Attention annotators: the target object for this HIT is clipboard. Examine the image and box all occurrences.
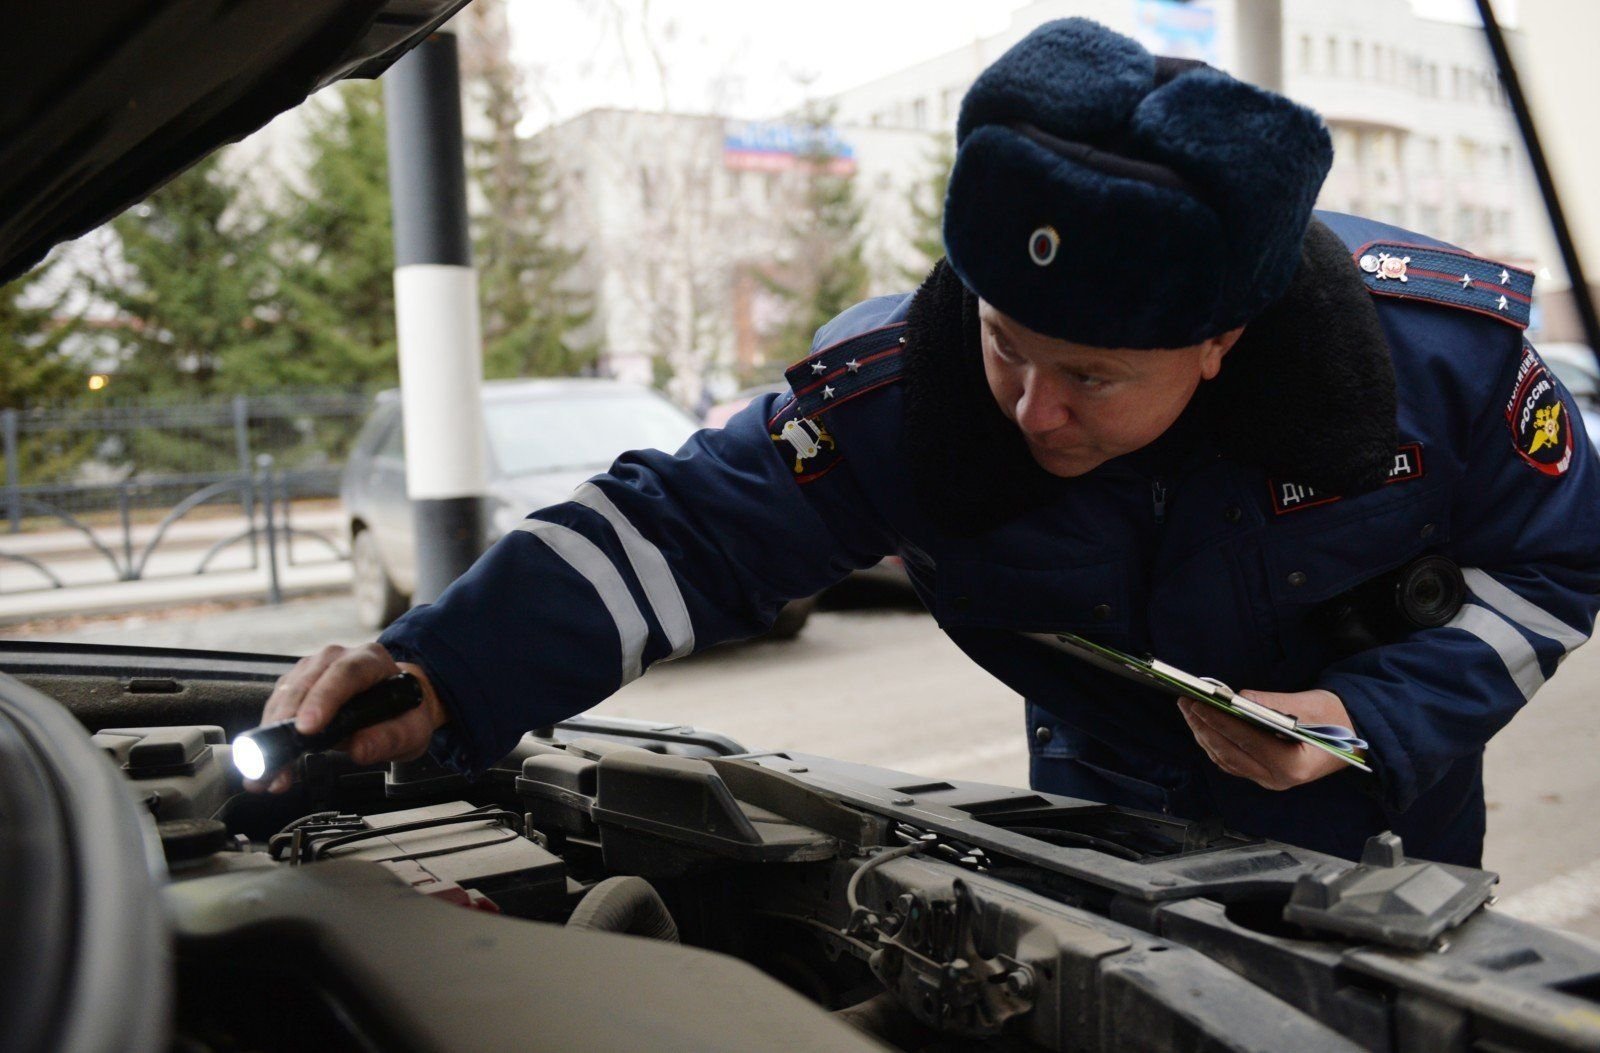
[1019,631,1372,773]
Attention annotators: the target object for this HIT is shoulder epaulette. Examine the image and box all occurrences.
[1352,240,1534,329]
[784,322,908,419]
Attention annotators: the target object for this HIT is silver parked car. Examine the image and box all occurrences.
[1538,342,1600,442]
[341,377,816,636]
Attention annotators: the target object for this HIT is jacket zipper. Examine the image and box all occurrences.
[1152,477,1168,525]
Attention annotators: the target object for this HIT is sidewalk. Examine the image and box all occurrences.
[0,541,351,625]
[0,504,343,558]
[0,504,350,624]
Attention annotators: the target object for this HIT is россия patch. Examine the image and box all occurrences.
[1505,344,1573,477]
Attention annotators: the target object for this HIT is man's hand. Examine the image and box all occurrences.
[1177,688,1352,791]
[243,642,450,794]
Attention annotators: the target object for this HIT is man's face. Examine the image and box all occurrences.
[978,299,1238,478]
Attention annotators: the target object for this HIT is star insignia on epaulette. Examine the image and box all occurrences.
[845,359,861,373]
[811,361,827,375]
[1356,240,1533,330]
[822,385,836,399]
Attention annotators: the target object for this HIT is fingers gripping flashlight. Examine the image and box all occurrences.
[233,673,424,782]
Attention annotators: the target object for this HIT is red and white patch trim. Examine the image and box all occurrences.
[1269,443,1426,515]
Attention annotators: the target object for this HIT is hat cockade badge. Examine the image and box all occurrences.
[1028,225,1060,267]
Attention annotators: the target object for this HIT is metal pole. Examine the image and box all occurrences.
[118,484,135,580]
[1233,0,1284,92]
[1474,0,1600,368]
[282,472,296,567]
[233,394,259,566]
[3,409,19,533]
[384,30,487,606]
[257,454,282,605]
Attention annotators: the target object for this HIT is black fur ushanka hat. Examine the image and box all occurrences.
[943,18,1334,349]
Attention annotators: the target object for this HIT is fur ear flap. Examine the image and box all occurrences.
[1131,68,1333,332]
[942,126,1226,350]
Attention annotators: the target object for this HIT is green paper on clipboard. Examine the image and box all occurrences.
[1020,631,1373,773]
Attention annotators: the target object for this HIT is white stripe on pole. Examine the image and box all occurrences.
[394,263,487,501]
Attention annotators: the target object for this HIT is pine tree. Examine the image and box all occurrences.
[0,259,93,483]
[262,80,399,393]
[91,153,271,399]
[759,102,871,379]
[0,263,81,409]
[80,153,279,474]
[902,134,956,284]
[470,36,597,379]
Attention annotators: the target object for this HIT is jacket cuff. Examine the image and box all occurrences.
[378,626,492,776]
[1314,671,1410,812]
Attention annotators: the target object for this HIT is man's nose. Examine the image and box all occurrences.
[1014,371,1072,434]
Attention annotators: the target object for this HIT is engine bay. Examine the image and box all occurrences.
[9,647,1600,1052]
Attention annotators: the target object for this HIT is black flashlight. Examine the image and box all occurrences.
[232,672,424,782]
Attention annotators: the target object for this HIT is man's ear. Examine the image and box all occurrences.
[1199,325,1246,381]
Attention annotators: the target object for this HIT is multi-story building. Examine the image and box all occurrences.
[538,0,1569,401]
[832,0,1557,319]
[537,108,933,404]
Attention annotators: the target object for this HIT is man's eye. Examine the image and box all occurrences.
[992,340,1021,363]
[1069,373,1109,389]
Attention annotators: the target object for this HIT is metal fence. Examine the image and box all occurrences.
[3,391,373,526]
[0,391,373,599]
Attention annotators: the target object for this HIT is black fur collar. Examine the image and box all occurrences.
[902,219,1398,536]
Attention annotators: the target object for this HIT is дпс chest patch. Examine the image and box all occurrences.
[1270,443,1425,514]
[1506,343,1573,477]
[768,395,842,483]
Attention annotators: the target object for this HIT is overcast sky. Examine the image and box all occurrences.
[507,0,1513,132]
[508,1,1028,129]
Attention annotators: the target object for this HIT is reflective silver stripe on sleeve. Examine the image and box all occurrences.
[514,519,647,684]
[1447,603,1545,700]
[571,482,696,660]
[1462,568,1590,653]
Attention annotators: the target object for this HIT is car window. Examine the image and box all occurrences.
[1540,345,1598,402]
[485,392,698,476]
[349,403,397,458]
[376,411,406,460]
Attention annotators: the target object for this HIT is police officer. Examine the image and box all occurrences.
[251,19,1600,867]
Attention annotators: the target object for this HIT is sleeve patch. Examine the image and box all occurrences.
[1352,240,1534,330]
[768,395,843,483]
[1505,344,1574,477]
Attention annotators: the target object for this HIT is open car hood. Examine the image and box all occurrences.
[0,0,472,286]
[6,638,1600,1052]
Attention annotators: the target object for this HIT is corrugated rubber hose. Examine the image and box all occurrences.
[565,876,680,942]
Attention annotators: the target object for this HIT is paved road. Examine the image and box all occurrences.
[8,591,1598,941]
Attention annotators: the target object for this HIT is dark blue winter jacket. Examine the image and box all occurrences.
[382,213,1600,867]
